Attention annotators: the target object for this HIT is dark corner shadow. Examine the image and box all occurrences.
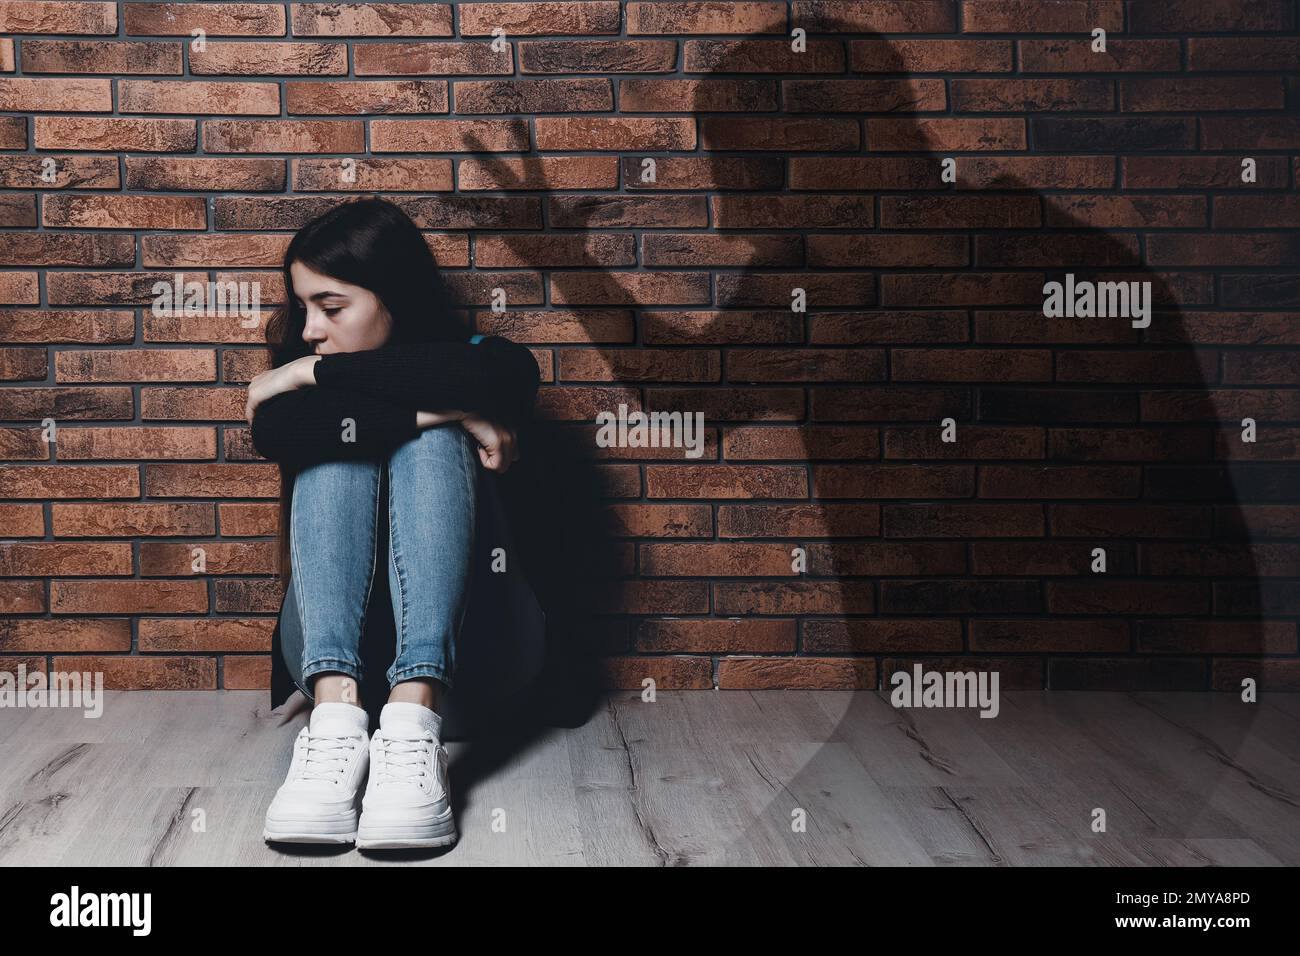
[455,7,1266,860]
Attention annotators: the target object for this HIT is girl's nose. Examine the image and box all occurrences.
[302,311,327,345]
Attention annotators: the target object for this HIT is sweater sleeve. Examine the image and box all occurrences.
[310,334,541,426]
[249,385,420,470]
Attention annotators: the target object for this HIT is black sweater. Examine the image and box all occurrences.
[250,334,541,470]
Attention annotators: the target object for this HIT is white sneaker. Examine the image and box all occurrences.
[356,701,458,849]
[263,701,370,844]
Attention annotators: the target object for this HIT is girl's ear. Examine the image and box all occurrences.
[377,301,395,343]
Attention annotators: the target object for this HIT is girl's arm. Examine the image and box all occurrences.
[249,386,421,469]
[310,334,541,427]
[249,385,516,472]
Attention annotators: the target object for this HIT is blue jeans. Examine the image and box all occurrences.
[287,424,479,698]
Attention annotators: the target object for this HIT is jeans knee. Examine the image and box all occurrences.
[292,458,379,504]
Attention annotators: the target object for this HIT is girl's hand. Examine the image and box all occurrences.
[244,355,320,423]
[458,413,519,473]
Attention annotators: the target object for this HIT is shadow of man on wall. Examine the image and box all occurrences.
[463,5,1270,863]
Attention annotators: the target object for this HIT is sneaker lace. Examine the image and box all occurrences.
[299,731,359,783]
[372,730,435,787]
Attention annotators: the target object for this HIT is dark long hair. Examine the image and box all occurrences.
[264,197,469,584]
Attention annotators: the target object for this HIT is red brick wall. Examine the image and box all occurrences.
[1,1,1297,693]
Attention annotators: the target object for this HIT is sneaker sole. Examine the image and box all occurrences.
[356,816,458,850]
[263,812,359,845]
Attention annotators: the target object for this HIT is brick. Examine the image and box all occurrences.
[0,543,132,577]
[138,616,272,651]
[1121,77,1285,112]
[139,541,275,575]
[805,620,962,654]
[0,619,131,653]
[460,156,614,192]
[0,348,47,381]
[730,347,886,381]
[870,117,1025,151]
[35,117,196,152]
[124,3,286,35]
[1214,196,1300,229]
[1045,195,1205,228]
[646,464,807,498]
[120,80,281,114]
[962,1,1124,33]
[291,2,454,35]
[463,80,607,118]
[43,195,206,230]
[223,656,270,688]
[520,39,679,73]
[1033,117,1196,151]
[956,156,1115,190]
[191,42,347,75]
[813,465,972,498]
[286,79,446,114]
[970,541,1133,575]
[0,386,133,420]
[1019,39,1180,72]
[53,503,214,536]
[0,193,36,227]
[1047,582,1209,616]
[720,426,872,461]
[0,155,120,189]
[716,581,874,615]
[718,657,875,690]
[56,426,216,460]
[795,1,956,32]
[851,38,1011,72]
[465,2,621,35]
[51,656,216,689]
[21,39,182,74]
[1188,37,1300,71]
[600,655,712,690]
[0,2,116,34]
[973,619,1128,653]
[214,578,289,613]
[0,427,48,460]
[884,504,1044,537]
[56,350,216,383]
[0,233,135,266]
[953,78,1113,111]
[1202,117,1300,150]
[0,465,139,498]
[1129,0,1292,32]
[785,78,946,112]
[882,195,1040,229]
[881,580,1041,615]
[0,505,45,537]
[718,503,879,537]
[0,78,112,111]
[635,617,795,653]
[1147,234,1300,268]
[204,120,363,153]
[126,157,285,191]
[721,195,877,231]
[145,463,279,497]
[0,117,27,150]
[354,41,512,75]
[0,581,46,614]
[539,117,695,151]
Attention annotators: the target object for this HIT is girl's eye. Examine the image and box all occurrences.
[324,307,342,317]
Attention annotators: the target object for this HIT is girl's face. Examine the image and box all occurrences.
[291,260,392,355]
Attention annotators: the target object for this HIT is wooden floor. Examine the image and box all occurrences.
[0,689,1296,865]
